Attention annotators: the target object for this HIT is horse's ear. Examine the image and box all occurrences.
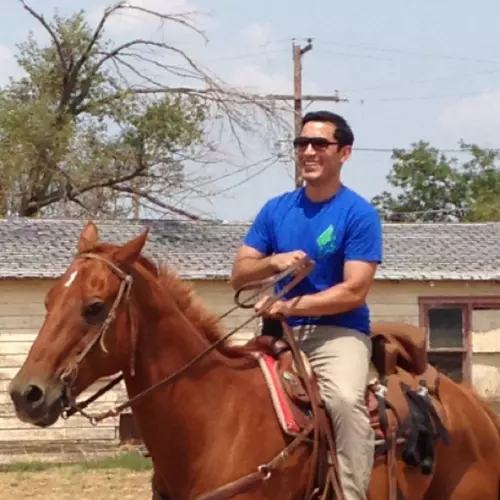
[78,221,99,253]
[114,229,149,268]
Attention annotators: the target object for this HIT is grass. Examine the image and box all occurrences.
[0,452,153,499]
[0,451,152,474]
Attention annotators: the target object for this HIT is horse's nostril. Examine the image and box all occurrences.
[23,384,44,405]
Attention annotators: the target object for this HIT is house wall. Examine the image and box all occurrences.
[470,309,500,401]
[368,280,500,325]
[0,277,499,460]
[0,277,263,460]
[0,279,119,455]
[367,280,500,403]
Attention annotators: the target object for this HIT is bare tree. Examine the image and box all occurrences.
[0,1,290,218]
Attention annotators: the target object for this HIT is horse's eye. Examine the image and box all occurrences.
[83,300,107,323]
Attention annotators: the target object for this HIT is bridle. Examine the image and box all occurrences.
[60,252,137,422]
[60,252,315,425]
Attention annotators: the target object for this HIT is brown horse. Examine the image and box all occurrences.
[7,222,500,499]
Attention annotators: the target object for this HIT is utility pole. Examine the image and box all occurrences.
[293,38,312,188]
[168,40,348,189]
[132,192,140,218]
[290,39,349,187]
[132,181,140,218]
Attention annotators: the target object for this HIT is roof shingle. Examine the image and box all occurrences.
[0,218,499,281]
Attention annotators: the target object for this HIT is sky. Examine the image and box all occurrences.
[2,0,500,221]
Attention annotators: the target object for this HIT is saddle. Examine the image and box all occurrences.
[244,319,451,499]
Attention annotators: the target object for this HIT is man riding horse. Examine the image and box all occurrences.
[230,110,383,500]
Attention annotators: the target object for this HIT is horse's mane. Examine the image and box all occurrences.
[90,242,247,358]
[134,254,244,358]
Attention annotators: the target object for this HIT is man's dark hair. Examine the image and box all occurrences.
[301,110,354,146]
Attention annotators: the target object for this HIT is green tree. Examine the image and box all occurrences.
[0,1,286,218]
[372,140,500,222]
[460,143,500,221]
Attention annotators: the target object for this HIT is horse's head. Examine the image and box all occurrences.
[8,221,149,427]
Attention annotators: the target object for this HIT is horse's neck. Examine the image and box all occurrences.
[122,285,235,483]
[125,287,230,401]
[119,273,277,497]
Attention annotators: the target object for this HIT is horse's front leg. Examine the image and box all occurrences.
[152,489,171,500]
[151,470,171,500]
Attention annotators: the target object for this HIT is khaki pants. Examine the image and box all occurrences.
[294,325,374,500]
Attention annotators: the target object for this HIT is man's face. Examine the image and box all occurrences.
[295,121,352,185]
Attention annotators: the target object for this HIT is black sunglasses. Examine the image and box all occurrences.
[293,136,339,150]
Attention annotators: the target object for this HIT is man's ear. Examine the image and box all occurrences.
[340,145,352,164]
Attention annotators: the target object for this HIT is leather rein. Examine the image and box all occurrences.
[60,253,315,425]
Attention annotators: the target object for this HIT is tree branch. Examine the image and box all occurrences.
[93,39,204,78]
[116,51,201,81]
[21,162,145,215]
[18,0,67,72]
[111,185,202,220]
[119,4,208,42]
[60,2,124,110]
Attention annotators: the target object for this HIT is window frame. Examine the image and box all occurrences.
[418,296,500,383]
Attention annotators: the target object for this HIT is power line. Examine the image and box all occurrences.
[272,142,500,161]
[314,48,395,63]
[340,68,500,95]
[208,160,278,195]
[206,49,288,62]
[357,89,498,104]
[315,39,500,66]
[354,146,500,153]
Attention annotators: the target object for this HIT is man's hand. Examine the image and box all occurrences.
[230,246,308,291]
[254,295,294,319]
[269,250,307,272]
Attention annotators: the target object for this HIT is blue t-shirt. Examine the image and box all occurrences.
[243,185,383,334]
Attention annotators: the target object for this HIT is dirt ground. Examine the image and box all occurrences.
[0,467,153,499]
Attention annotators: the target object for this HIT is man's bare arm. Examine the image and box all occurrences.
[230,246,307,290]
[282,260,378,317]
[229,245,276,290]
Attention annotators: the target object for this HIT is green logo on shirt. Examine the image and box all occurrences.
[316,224,336,257]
